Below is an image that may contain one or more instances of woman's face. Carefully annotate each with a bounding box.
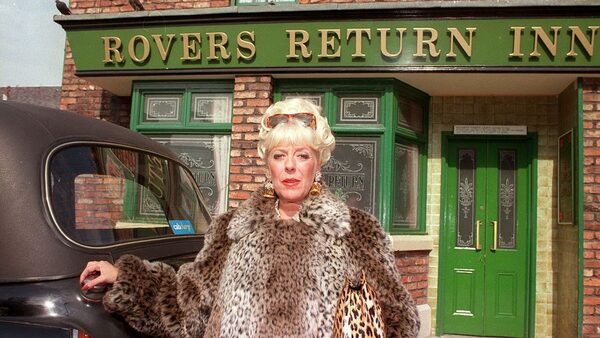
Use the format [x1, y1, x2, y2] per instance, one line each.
[267, 144, 320, 204]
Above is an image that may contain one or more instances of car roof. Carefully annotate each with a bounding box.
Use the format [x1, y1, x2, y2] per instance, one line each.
[0, 101, 186, 282]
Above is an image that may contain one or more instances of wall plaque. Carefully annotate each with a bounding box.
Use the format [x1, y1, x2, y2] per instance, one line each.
[454, 125, 527, 135]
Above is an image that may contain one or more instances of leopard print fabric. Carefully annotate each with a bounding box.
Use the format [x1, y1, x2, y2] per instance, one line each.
[103, 186, 420, 337]
[333, 272, 386, 338]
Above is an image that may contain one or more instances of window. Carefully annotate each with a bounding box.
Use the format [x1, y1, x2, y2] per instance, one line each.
[276, 79, 428, 234]
[131, 81, 233, 216]
[48, 145, 211, 247]
[391, 82, 428, 233]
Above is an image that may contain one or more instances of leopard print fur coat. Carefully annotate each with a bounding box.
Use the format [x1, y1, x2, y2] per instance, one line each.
[103, 186, 420, 338]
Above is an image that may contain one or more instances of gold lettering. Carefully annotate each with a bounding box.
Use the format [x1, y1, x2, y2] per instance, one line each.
[510, 27, 525, 57]
[127, 35, 150, 63]
[347, 28, 371, 58]
[236, 31, 256, 60]
[152, 34, 176, 61]
[180, 33, 202, 61]
[567, 26, 599, 57]
[101, 37, 124, 64]
[377, 28, 406, 58]
[318, 29, 341, 58]
[286, 30, 312, 59]
[207, 32, 231, 61]
[446, 27, 476, 58]
[530, 26, 561, 57]
[413, 28, 440, 58]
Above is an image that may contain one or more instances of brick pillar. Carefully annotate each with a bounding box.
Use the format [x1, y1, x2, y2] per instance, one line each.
[228, 75, 273, 209]
[583, 78, 600, 336]
[395, 251, 429, 305]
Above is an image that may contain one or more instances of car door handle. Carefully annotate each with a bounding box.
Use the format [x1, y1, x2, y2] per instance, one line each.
[491, 221, 498, 251]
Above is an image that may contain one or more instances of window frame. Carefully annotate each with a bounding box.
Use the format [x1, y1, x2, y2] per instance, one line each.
[130, 81, 233, 215]
[391, 81, 429, 234]
[131, 81, 233, 135]
[274, 79, 428, 234]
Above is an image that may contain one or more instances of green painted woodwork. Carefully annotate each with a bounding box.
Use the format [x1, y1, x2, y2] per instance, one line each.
[439, 136, 535, 337]
[65, 18, 600, 72]
[577, 78, 584, 338]
[130, 81, 233, 133]
[274, 79, 428, 234]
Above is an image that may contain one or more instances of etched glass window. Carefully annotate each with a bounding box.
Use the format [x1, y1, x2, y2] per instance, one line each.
[151, 135, 230, 216]
[498, 150, 517, 249]
[457, 149, 476, 248]
[144, 94, 182, 123]
[393, 143, 419, 229]
[281, 93, 324, 109]
[337, 95, 380, 125]
[321, 137, 379, 215]
[398, 97, 424, 133]
[190, 93, 232, 123]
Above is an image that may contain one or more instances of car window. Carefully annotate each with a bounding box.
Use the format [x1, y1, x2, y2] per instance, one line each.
[48, 145, 211, 247]
[0, 322, 73, 337]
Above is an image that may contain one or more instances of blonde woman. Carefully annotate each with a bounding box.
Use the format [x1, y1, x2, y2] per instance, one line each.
[80, 98, 420, 337]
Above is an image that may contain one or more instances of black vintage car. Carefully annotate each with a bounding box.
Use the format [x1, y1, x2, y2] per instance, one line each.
[0, 102, 212, 337]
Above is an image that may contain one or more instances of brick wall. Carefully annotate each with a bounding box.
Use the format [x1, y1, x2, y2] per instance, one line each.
[1, 86, 61, 108]
[69, 0, 228, 14]
[583, 78, 600, 337]
[60, 42, 131, 126]
[395, 250, 429, 305]
[228, 75, 273, 208]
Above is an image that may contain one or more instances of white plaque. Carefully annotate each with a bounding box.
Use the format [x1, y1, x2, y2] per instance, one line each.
[453, 125, 527, 135]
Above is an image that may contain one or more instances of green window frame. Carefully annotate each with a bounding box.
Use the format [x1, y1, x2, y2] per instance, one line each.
[275, 79, 428, 234]
[130, 81, 233, 216]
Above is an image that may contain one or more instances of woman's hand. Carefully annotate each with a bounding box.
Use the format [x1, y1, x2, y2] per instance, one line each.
[79, 260, 119, 290]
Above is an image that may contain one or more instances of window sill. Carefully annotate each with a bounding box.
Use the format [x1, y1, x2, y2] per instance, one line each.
[389, 235, 433, 252]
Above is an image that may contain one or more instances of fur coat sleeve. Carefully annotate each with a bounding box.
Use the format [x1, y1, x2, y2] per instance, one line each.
[102, 211, 233, 337]
[346, 208, 421, 338]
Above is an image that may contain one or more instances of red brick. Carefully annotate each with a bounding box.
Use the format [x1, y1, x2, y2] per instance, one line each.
[229, 191, 250, 200]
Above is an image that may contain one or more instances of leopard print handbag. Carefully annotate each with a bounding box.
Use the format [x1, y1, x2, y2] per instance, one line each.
[332, 272, 386, 338]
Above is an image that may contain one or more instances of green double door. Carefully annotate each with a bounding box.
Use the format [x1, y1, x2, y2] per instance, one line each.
[439, 137, 534, 337]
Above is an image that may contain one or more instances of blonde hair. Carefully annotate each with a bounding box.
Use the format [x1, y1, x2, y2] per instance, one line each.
[258, 98, 335, 166]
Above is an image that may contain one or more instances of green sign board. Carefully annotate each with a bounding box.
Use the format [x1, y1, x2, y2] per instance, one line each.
[65, 18, 600, 72]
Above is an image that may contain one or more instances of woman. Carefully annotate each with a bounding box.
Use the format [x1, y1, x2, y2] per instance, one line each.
[80, 98, 420, 337]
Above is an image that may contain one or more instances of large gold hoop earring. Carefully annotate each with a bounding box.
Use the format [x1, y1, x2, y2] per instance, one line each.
[310, 171, 322, 196]
[263, 181, 275, 199]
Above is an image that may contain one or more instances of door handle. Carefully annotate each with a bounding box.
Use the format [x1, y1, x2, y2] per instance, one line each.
[491, 221, 498, 251]
[475, 220, 482, 251]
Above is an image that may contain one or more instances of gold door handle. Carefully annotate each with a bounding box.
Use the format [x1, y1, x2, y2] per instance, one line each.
[475, 220, 482, 251]
[491, 221, 498, 251]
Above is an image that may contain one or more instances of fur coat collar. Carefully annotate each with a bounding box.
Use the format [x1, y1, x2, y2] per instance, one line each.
[227, 186, 352, 240]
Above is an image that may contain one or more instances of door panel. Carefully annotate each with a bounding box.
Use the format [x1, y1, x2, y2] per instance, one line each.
[483, 142, 528, 336]
[452, 268, 478, 316]
[440, 138, 531, 337]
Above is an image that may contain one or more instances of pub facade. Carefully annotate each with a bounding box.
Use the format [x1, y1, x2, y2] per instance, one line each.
[55, 1, 600, 336]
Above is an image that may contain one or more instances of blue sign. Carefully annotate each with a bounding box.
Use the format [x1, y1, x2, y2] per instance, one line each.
[168, 220, 195, 235]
